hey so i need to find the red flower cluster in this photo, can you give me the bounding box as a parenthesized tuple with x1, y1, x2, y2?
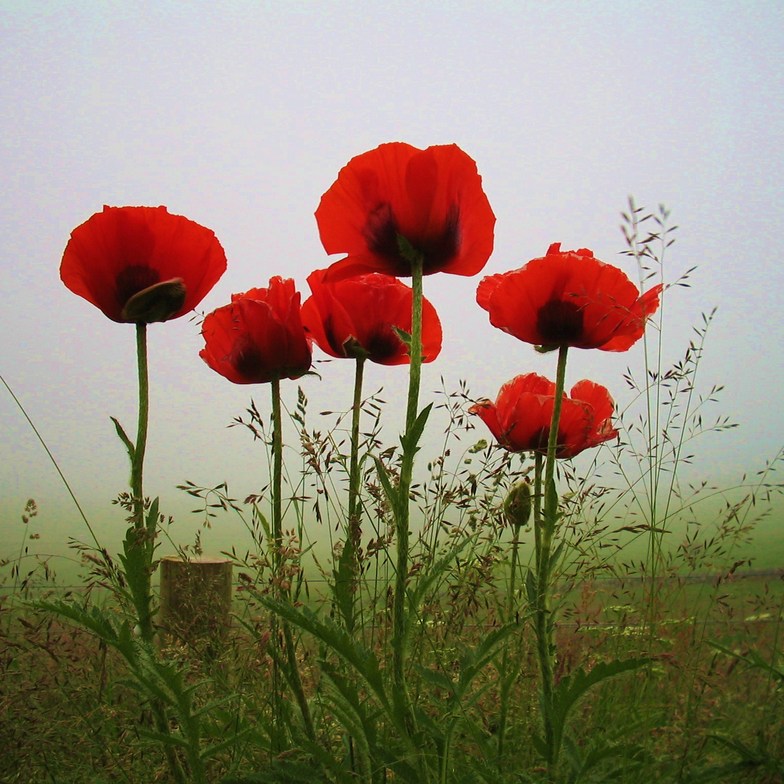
(477, 243, 662, 352)
(200, 277, 312, 384)
(470, 373, 618, 459)
(61, 206, 226, 324)
(301, 269, 442, 365)
(199, 142, 492, 386)
(315, 142, 495, 279)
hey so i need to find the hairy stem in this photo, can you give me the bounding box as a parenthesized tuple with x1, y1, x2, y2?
(535, 345, 569, 777)
(130, 323, 155, 641)
(270, 378, 315, 744)
(342, 355, 366, 632)
(392, 255, 424, 751)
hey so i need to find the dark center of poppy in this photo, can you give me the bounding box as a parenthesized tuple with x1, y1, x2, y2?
(363, 327, 404, 361)
(231, 335, 270, 381)
(524, 425, 570, 457)
(527, 426, 551, 454)
(332, 322, 403, 362)
(363, 202, 461, 274)
(536, 299, 584, 345)
(116, 265, 160, 307)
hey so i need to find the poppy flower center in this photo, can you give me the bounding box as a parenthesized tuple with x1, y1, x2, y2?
(231, 335, 268, 380)
(116, 265, 160, 306)
(324, 315, 402, 361)
(527, 426, 552, 454)
(364, 327, 404, 361)
(363, 202, 461, 274)
(536, 299, 584, 345)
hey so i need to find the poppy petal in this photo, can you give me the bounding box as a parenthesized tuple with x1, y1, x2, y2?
(61, 205, 226, 323)
(316, 142, 495, 277)
(477, 245, 661, 351)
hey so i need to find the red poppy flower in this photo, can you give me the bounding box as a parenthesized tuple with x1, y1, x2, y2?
(477, 243, 663, 351)
(60, 205, 227, 323)
(315, 142, 495, 278)
(199, 277, 312, 384)
(300, 269, 443, 365)
(470, 373, 618, 458)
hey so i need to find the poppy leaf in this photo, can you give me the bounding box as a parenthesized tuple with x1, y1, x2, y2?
(392, 326, 412, 348)
(373, 456, 400, 518)
(400, 403, 433, 455)
(333, 537, 358, 632)
(526, 568, 538, 606)
(111, 416, 135, 461)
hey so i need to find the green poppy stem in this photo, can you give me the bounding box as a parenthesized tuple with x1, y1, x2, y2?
(535, 344, 569, 777)
(497, 507, 525, 765)
(405, 261, 424, 432)
(348, 357, 366, 549)
(392, 255, 424, 742)
(132, 322, 149, 531)
(270, 378, 315, 744)
(343, 356, 366, 632)
(271, 379, 283, 569)
(533, 452, 544, 566)
(131, 322, 154, 641)
(130, 323, 188, 784)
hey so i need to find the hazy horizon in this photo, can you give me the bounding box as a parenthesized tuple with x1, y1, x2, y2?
(2, 2, 782, 585)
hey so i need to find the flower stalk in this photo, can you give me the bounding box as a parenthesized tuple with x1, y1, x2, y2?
(339, 355, 367, 633)
(130, 322, 154, 641)
(392, 253, 424, 743)
(497, 480, 531, 764)
(534, 344, 569, 777)
(270, 378, 316, 744)
(128, 323, 189, 783)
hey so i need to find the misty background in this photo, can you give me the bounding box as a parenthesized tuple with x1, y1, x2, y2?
(2, 2, 782, 585)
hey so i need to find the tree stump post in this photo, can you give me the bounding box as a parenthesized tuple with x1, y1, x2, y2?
(158, 556, 233, 652)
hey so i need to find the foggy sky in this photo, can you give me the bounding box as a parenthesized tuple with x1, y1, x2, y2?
(1, 2, 782, 577)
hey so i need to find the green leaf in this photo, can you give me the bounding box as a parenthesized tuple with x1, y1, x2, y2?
(200, 727, 254, 762)
(333, 535, 357, 633)
(457, 623, 517, 694)
(37, 599, 120, 646)
(550, 541, 564, 572)
(137, 727, 190, 749)
(373, 455, 400, 517)
(258, 596, 390, 713)
(318, 662, 378, 776)
(410, 539, 470, 607)
(111, 415, 135, 460)
(563, 734, 649, 781)
(221, 758, 327, 783)
(710, 641, 784, 682)
(120, 523, 152, 622)
(526, 568, 538, 606)
(400, 403, 433, 455)
(392, 325, 412, 347)
(544, 477, 559, 524)
(550, 657, 650, 759)
(145, 496, 160, 537)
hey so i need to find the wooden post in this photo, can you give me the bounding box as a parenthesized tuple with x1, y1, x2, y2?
(158, 556, 233, 649)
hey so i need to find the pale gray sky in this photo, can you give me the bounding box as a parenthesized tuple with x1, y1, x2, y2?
(2, 2, 782, 576)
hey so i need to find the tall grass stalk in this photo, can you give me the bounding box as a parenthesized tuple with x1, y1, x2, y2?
(621, 199, 678, 629)
(0, 374, 100, 551)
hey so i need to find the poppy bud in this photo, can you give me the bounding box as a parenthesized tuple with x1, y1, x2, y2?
(503, 481, 532, 529)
